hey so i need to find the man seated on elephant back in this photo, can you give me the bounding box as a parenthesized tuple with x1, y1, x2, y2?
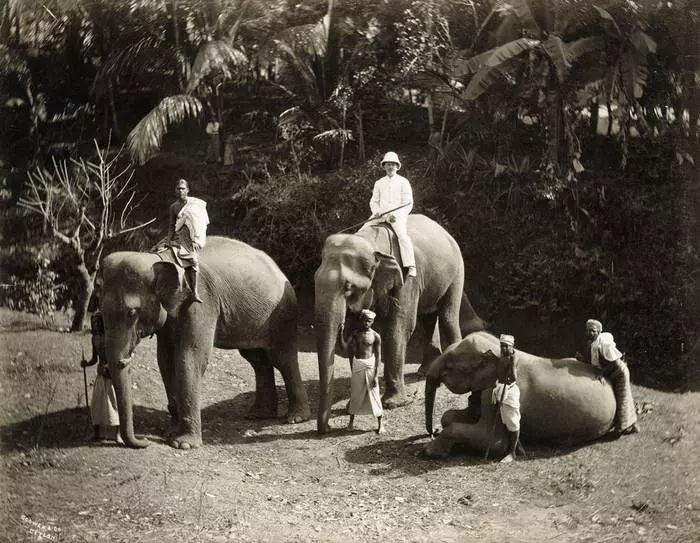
(580, 319, 639, 436)
(360, 151, 416, 278)
(167, 178, 210, 303)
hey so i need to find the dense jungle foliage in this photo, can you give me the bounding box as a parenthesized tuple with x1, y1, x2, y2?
(0, 0, 697, 389)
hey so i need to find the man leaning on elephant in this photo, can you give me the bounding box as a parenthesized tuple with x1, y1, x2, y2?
(578, 319, 640, 436)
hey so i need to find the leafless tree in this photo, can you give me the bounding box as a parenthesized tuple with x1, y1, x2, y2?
(19, 141, 154, 331)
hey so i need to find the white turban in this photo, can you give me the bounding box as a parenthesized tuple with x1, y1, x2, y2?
(360, 309, 376, 320)
(586, 319, 603, 332)
(499, 334, 515, 346)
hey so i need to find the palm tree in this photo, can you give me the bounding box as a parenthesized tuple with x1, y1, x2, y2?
(429, 0, 656, 175)
(90, 0, 253, 165)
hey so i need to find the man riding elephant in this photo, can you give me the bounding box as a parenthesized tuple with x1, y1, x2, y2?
(361, 151, 416, 278)
(166, 178, 209, 303)
(315, 174, 484, 432)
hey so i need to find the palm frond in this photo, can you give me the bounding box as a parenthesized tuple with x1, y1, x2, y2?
(566, 36, 606, 64)
(459, 38, 539, 100)
(620, 50, 650, 100)
(92, 37, 180, 98)
(630, 31, 656, 54)
(126, 95, 203, 165)
(543, 36, 571, 82)
(186, 40, 248, 93)
(498, 0, 541, 38)
(464, 64, 512, 101)
(458, 38, 540, 78)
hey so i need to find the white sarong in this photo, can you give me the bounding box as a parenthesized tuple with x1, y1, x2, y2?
(347, 357, 383, 417)
(91, 376, 120, 426)
(492, 382, 521, 431)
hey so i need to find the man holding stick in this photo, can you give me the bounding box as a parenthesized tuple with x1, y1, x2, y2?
(360, 152, 416, 278)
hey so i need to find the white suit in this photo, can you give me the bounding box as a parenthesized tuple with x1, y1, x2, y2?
(362, 174, 415, 268)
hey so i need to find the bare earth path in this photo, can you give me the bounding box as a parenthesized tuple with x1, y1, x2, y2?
(0, 310, 697, 542)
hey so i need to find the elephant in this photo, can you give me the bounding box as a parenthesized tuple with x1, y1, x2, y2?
(314, 213, 484, 433)
(100, 236, 311, 449)
(424, 331, 619, 458)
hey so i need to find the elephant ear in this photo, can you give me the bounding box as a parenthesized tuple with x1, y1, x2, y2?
(372, 251, 404, 296)
(152, 262, 187, 315)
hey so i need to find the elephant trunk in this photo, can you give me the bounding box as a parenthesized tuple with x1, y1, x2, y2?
(425, 376, 439, 436)
(314, 294, 346, 434)
(105, 334, 149, 449)
(109, 362, 150, 448)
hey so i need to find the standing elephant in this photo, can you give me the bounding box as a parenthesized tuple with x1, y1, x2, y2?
(424, 331, 618, 458)
(100, 236, 311, 449)
(314, 214, 484, 433)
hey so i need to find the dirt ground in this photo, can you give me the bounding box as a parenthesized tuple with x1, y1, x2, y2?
(0, 309, 698, 542)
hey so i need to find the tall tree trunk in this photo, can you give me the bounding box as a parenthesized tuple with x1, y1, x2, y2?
(355, 103, 365, 162)
(172, 0, 180, 52)
(547, 88, 565, 171)
(71, 261, 94, 331)
(590, 99, 599, 135)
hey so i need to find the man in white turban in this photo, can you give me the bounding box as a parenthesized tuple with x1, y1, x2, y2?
(582, 319, 639, 435)
(167, 178, 210, 302)
(361, 151, 416, 278)
(491, 333, 521, 463)
(338, 309, 384, 433)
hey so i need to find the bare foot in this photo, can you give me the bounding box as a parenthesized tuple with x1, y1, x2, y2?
(500, 454, 515, 463)
(376, 425, 386, 434)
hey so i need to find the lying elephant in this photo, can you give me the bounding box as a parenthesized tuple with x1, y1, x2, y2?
(424, 331, 618, 458)
(100, 236, 311, 449)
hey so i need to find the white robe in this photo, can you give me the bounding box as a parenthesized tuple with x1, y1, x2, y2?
(175, 197, 210, 248)
(590, 332, 622, 367)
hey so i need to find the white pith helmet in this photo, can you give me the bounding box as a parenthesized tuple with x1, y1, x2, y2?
(380, 151, 401, 170)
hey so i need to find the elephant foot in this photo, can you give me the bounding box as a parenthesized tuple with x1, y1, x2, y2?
(170, 432, 202, 450)
(423, 437, 452, 459)
(382, 390, 415, 410)
(246, 403, 278, 420)
(286, 405, 311, 424)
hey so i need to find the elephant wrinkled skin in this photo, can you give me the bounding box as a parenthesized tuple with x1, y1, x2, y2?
(100, 236, 311, 450)
(424, 331, 617, 458)
(314, 214, 484, 433)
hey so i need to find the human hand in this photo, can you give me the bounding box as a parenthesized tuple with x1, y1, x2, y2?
(388, 214, 396, 223)
(597, 374, 605, 383)
(80, 360, 89, 368)
(575, 352, 582, 361)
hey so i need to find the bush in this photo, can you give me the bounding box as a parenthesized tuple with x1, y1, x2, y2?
(0, 245, 67, 317)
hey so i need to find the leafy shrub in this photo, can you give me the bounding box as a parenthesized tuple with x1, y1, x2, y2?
(0, 245, 66, 317)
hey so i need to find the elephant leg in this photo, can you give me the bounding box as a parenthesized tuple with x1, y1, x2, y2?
(240, 348, 278, 419)
(269, 339, 311, 424)
(437, 282, 462, 351)
(156, 324, 178, 434)
(382, 309, 417, 409)
(441, 407, 480, 428)
(424, 423, 461, 458)
(169, 322, 214, 450)
(416, 312, 439, 376)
